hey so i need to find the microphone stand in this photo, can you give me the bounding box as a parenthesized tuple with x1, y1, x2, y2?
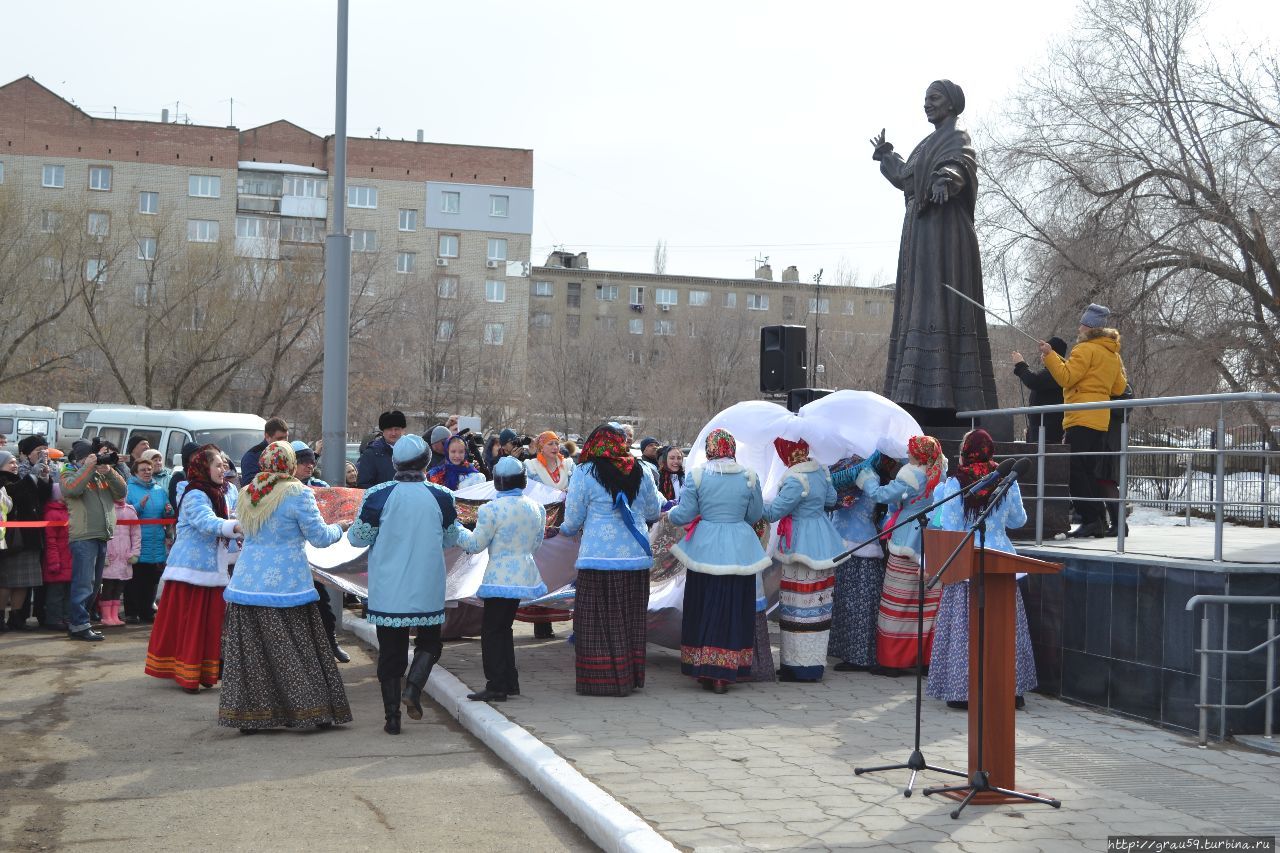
(851, 467, 1009, 796)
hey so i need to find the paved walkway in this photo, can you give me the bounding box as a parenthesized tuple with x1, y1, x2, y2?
(439, 622, 1280, 853)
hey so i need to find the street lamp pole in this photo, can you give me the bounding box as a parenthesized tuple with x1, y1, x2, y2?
(321, 0, 351, 487)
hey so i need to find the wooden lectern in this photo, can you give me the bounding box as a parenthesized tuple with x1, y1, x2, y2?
(923, 528, 1062, 804)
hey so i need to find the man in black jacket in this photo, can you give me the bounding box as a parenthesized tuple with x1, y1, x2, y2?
(1011, 337, 1068, 444)
(357, 411, 406, 488)
(239, 417, 290, 484)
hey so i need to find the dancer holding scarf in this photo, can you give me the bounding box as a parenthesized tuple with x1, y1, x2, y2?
(559, 424, 662, 697)
(427, 435, 485, 491)
(926, 428, 1037, 710)
(865, 435, 947, 675)
(828, 453, 893, 671)
(219, 442, 349, 732)
(525, 430, 574, 491)
(668, 429, 770, 694)
(764, 438, 845, 682)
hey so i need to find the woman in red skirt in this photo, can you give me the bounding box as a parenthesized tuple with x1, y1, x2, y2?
(144, 447, 240, 693)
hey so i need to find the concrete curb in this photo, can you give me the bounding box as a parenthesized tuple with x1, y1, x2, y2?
(345, 617, 676, 853)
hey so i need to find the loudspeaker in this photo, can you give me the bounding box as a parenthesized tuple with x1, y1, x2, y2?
(760, 325, 807, 393)
(786, 387, 832, 413)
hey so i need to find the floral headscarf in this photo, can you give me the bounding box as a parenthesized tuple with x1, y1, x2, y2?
(773, 437, 809, 467)
(578, 426, 635, 475)
(705, 428, 736, 461)
(907, 434, 945, 499)
(238, 440, 305, 536)
(183, 444, 228, 519)
(957, 428, 997, 519)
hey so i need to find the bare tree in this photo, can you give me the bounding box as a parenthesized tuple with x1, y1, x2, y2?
(653, 239, 668, 275)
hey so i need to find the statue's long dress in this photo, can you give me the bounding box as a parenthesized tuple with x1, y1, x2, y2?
(877, 116, 998, 415)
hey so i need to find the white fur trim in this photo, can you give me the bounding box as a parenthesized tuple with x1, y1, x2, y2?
(159, 564, 230, 587)
(896, 464, 924, 489)
(887, 542, 920, 560)
(773, 548, 843, 572)
(670, 541, 770, 576)
(783, 460, 822, 497)
(690, 462, 756, 490)
(855, 468, 879, 492)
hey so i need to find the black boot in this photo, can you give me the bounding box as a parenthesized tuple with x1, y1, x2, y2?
(381, 678, 402, 735)
(533, 622, 554, 639)
(331, 636, 351, 664)
(401, 649, 439, 721)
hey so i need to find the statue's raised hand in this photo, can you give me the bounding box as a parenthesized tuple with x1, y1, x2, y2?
(870, 129, 887, 150)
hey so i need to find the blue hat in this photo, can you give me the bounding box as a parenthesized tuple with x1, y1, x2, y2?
(290, 440, 315, 465)
(1081, 303, 1110, 329)
(493, 456, 523, 478)
(498, 428, 518, 445)
(392, 433, 429, 465)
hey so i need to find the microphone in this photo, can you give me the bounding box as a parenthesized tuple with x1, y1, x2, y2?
(967, 457, 1015, 493)
(1008, 457, 1032, 482)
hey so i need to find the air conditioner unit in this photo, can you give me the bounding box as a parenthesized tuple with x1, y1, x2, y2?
(660, 304, 671, 312)
(436, 258, 449, 267)
(485, 260, 500, 269)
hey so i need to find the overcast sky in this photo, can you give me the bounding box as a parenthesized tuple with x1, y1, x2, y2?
(3, 1, 1271, 283)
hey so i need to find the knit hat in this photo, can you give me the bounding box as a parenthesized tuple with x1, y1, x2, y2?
(71, 440, 92, 462)
(1048, 336, 1069, 358)
(392, 434, 430, 468)
(1080, 303, 1110, 329)
(0, 450, 13, 469)
(639, 437, 660, 452)
(290, 440, 316, 466)
(492, 455, 527, 492)
(498, 428, 518, 445)
(180, 441, 202, 467)
(18, 434, 48, 457)
(125, 434, 149, 456)
(378, 410, 407, 430)
(427, 425, 451, 447)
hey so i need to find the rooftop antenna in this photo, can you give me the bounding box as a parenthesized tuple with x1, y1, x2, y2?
(752, 254, 769, 276)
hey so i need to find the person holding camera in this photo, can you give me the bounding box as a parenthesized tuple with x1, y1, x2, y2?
(60, 440, 129, 641)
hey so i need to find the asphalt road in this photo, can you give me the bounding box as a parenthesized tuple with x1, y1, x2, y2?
(0, 624, 595, 852)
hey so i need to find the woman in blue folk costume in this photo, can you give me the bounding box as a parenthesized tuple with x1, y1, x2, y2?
(927, 428, 1037, 710)
(827, 453, 890, 672)
(560, 424, 663, 697)
(219, 442, 348, 732)
(455, 456, 548, 703)
(669, 428, 770, 694)
(348, 434, 462, 734)
(764, 438, 845, 682)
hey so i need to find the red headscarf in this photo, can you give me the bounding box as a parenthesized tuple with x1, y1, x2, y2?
(773, 437, 809, 466)
(907, 435, 945, 500)
(183, 444, 228, 519)
(578, 426, 635, 474)
(705, 428, 736, 461)
(956, 429, 997, 519)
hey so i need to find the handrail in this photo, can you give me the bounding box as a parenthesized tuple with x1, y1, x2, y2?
(1184, 595, 1279, 747)
(959, 391, 1280, 419)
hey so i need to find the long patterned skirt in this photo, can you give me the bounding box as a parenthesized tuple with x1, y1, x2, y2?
(144, 580, 225, 690)
(827, 555, 886, 667)
(778, 565, 836, 681)
(926, 580, 1039, 702)
(573, 568, 649, 696)
(681, 571, 755, 683)
(218, 602, 353, 729)
(875, 553, 942, 669)
(743, 610, 776, 682)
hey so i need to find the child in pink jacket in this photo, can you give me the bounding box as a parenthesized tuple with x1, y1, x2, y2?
(100, 498, 141, 626)
(41, 484, 73, 630)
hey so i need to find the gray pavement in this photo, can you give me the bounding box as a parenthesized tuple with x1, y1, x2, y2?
(0, 626, 593, 853)
(439, 622, 1280, 853)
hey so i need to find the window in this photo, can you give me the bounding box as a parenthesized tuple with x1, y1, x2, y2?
(595, 315, 617, 332)
(282, 219, 323, 243)
(843, 300, 856, 315)
(534, 280, 553, 297)
(438, 234, 459, 257)
(808, 297, 830, 314)
(531, 312, 552, 328)
(40, 210, 61, 233)
(351, 229, 377, 253)
(866, 300, 884, 317)
(629, 286, 645, 306)
(688, 321, 698, 337)
(88, 166, 112, 191)
(186, 304, 207, 331)
(40, 257, 58, 280)
(489, 195, 509, 217)
(441, 191, 460, 214)
(725, 292, 737, 308)
(283, 176, 327, 198)
(627, 349, 644, 366)
(567, 282, 581, 308)
(437, 320, 454, 341)
(398, 209, 417, 231)
(396, 252, 416, 274)
(87, 212, 110, 237)
(486, 238, 507, 261)
(689, 290, 708, 306)
(596, 283, 618, 301)
(629, 318, 644, 335)
(235, 216, 277, 239)
(437, 276, 458, 298)
(134, 282, 153, 307)
(655, 288, 677, 306)
(86, 258, 108, 284)
(42, 165, 65, 188)
(783, 295, 796, 320)
(137, 237, 157, 261)
(485, 280, 506, 302)
(187, 219, 220, 242)
(484, 322, 505, 345)
(347, 185, 377, 208)
(654, 319, 675, 336)
(566, 314, 580, 337)
(747, 293, 769, 311)
(139, 191, 159, 214)
(188, 175, 221, 198)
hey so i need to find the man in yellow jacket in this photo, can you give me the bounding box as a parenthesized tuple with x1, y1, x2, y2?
(1040, 303, 1128, 538)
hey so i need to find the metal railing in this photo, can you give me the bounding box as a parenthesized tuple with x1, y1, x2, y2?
(960, 392, 1280, 562)
(1184, 595, 1280, 747)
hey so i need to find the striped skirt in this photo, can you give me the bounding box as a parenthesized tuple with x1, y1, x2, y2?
(926, 580, 1039, 702)
(875, 553, 941, 669)
(827, 555, 886, 667)
(778, 565, 836, 681)
(144, 580, 225, 690)
(681, 570, 755, 683)
(573, 568, 649, 697)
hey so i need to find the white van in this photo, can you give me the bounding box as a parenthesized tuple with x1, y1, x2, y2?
(57, 403, 148, 452)
(80, 409, 267, 470)
(0, 404, 57, 448)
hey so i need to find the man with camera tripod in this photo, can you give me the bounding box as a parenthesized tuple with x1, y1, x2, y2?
(61, 440, 128, 641)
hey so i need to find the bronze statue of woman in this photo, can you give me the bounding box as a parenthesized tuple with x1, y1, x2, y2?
(871, 80, 998, 427)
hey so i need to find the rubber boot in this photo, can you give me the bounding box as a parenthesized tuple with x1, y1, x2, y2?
(381, 679, 401, 735)
(401, 649, 440, 721)
(101, 600, 124, 626)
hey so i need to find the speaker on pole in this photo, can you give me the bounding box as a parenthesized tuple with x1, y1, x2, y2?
(760, 325, 807, 394)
